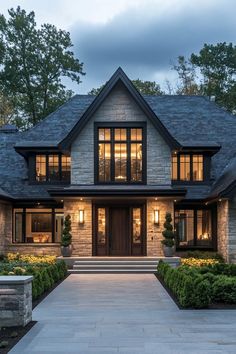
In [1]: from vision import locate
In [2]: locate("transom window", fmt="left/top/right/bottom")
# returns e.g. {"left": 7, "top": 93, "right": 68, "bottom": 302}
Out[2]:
{"left": 97, "top": 127, "right": 144, "bottom": 183}
{"left": 172, "top": 153, "right": 204, "bottom": 182}
{"left": 35, "top": 154, "right": 71, "bottom": 182}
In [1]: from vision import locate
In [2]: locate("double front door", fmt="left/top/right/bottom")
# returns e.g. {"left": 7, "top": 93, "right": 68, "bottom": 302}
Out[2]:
{"left": 94, "top": 205, "right": 146, "bottom": 256}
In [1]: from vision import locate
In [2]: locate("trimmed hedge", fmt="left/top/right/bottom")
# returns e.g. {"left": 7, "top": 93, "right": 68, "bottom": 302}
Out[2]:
{"left": 157, "top": 261, "right": 211, "bottom": 308}
{"left": 157, "top": 261, "right": 236, "bottom": 308}
{"left": 0, "top": 260, "right": 67, "bottom": 300}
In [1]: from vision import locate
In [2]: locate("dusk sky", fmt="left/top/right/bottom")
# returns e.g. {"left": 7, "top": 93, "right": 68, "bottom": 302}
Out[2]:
{"left": 1, "top": 0, "right": 236, "bottom": 94}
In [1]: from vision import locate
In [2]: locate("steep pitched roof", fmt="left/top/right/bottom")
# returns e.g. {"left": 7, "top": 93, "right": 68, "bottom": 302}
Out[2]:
{"left": 2, "top": 68, "right": 236, "bottom": 200}
{"left": 59, "top": 67, "right": 180, "bottom": 150}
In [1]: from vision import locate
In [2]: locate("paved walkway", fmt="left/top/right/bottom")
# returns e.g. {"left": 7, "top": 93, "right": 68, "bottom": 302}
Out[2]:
{"left": 10, "top": 274, "right": 236, "bottom": 354}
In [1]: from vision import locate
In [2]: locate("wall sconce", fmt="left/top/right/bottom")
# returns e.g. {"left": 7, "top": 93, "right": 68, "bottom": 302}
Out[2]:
{"left": 154, "top": 209, "right": 159, "bottom": 225}
{"left": 79, "top": 209, "right": 84, "bottom": 224}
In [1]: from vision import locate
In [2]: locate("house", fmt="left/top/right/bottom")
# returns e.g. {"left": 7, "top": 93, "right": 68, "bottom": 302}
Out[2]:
{"left": 0, "top": 67, "right": 236, "bottom": 262}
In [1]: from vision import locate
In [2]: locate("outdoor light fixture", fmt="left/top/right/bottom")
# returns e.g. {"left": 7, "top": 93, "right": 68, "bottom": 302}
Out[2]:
{"left": 79, "top": 209, "right": 84, "bottom": 224}
{"left": 154, "top": 209, "right": 159, "bottom": 225}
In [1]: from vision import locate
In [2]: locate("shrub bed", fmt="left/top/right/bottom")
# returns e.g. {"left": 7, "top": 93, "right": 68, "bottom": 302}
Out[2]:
{"left": 157, "top": 261, "right": 236, "bottom": 308}
{"left": 0, "top": 254, "right": 67, "bottom": 300}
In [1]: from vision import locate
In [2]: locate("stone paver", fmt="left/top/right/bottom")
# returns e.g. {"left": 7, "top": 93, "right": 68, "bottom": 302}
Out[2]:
{"left": 9, "top": 274, "right": 236, "bottom": 354}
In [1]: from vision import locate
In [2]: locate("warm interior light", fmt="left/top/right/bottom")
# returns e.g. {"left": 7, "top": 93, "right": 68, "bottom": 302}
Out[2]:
{"left": 79, "top": 209, "right": 84, "bottom": 224}
{"left": 154, "top": 209, "right": 159, "bottom": 225}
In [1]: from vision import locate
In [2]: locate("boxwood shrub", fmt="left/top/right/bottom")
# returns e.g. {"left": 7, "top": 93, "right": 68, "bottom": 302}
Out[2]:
{"left": 0, "top": 259, "right": 67, "bottom": 300}
{"left": 157, "top": 261, "right": 211, "bottom": 308}
{"left": 157, "top": 261, "right": 236, "bottom": 308}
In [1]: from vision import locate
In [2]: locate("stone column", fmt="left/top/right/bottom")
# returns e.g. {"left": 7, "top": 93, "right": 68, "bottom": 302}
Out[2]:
{"left": 0, "top": 276, "right": 33, "bottom": 327}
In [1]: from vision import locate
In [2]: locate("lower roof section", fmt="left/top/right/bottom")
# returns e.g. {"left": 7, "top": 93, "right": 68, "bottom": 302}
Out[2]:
{"left": 48, "top": 185, "right": 186, "bottom": 197}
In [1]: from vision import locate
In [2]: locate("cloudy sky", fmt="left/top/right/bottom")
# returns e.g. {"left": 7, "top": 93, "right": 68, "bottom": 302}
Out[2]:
{"left": 1, "top": 0, "right": 236, "bottom": 93}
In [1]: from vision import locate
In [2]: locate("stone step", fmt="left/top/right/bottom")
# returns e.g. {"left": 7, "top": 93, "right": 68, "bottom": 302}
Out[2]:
{"left": 73, "top": 264, "right": 156, "bottom": 269}
{"left": 68, "top": 269, "right": 156, "bottom": 274}
{"left": 73, "top": 260, "right": 158, "bottom": 266}
{"left": 71, "top": 257, "right": 160, "bottom": 262}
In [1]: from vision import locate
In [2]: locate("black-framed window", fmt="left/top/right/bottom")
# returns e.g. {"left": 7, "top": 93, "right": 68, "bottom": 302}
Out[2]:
{"left": 13, "top": 208, "right": 64, "bottom": 243}
{"left": 172, "top": 153, "right": 204, "bottom": 182}
{"left": 175, "top": 207, "right": 214, "bottom": 249}
{"left": 35, "top": 154, "right": 71, "bottom": 183}
{"left": 96, "top": 125, "right": 145, "bottom": 184}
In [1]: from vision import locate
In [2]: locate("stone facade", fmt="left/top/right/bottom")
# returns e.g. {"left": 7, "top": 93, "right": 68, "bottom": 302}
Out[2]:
{"left": 0, "top": 276, "right": 33, "bottom": 327}
{"left": 63, "top": 198, "right": 174, "bottom": 257}
{"left": 217, "top": 198, "right": 236, "bottom": 263}
{"left": 71, "top": 85, "right": 171, "bottom": 186}
{"left": 147, "top": 199, "right": 174, "bottom": 256}
{"left": 217, "top": 200, "right": 229, "bottom": 261}
{"left": 0, "top": 201, "right": 12, "bottom": 255}
{"left": 64, "top": 199, "right": 92, "bottom": 256}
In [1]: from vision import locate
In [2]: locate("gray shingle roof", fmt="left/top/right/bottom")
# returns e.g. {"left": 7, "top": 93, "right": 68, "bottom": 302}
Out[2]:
{"left": 1, "top": 94, "right": 236, "bottom": 200}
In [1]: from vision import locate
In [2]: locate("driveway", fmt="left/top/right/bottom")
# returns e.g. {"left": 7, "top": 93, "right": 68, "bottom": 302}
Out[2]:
{"left": 10, "top": 274, "right": 236, "bottom": 354}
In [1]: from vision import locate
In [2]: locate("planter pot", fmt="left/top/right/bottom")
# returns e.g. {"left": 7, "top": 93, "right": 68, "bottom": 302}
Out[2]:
{"left": 163, "top": 245, "right": 174, "bottom": 257}
{"left": 61, "top": 245, "right": 72, "bottom": 257}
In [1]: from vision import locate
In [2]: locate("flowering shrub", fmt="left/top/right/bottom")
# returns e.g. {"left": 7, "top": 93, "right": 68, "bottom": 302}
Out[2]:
{"left": 6, "top": 253, "right": 56, "bottom": 264}
{"left": 1, "top": 254, "right": 67, "bottom": 300}
{"left": 181, "top": 257, "right": 220, "bottom": 267}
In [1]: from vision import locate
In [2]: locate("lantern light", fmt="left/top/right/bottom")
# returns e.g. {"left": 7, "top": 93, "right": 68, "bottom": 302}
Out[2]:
{"left": 154, "top": 209, "right": 159, "bottom": 225}
{"left": 79, "top": 209, "right": 84, "bottom": 224}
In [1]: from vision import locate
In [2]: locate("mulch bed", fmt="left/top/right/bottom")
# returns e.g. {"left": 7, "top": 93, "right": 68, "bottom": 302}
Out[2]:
{"left": 155, "top": 272, "right": 236, "bottom": 310}
{"left": 0, "top": 274, "right": 68, "bottom": 353}
{"left": 0, "top": 322, "right": 36, "bottom": 354}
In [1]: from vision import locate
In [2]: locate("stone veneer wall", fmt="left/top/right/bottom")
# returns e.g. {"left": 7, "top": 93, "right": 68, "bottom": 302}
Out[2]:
{"left": 63, "top": 198, "right": 174, "bottom": 257}
{"left": 217, "top": 200, "right": 229, "bottom": 261}
{"left": 147, "top": 200, "right": 174, "bottom": 256}
{"left": 64, "top": 199, "right": 92, "bottom": 256}
{"left": 71, "top": 85, "right": 171, "bottom": 185}
{"left": 0, "top": 276, "right": 33, "bottom": 327}
{"left": 217, "top": 198, "right": 236, "bottom": 263}
{"left": 0, "top": 201, "right": 12, "bottom": 255}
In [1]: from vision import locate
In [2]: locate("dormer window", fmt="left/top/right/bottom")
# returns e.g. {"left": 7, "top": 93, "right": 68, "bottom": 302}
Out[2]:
{"left": 172, "top": 153, "right": 204, "bottom": 182}
{"left": 96, "top": 124, "right": 145, "bottom": 184}
{"left": 35, "top": 154, "right": 71, "bottom": 182}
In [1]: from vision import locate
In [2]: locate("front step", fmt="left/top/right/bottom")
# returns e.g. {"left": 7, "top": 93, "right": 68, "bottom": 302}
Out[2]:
{"left": 63, "top": 256, "right": 180, "bottom": 274}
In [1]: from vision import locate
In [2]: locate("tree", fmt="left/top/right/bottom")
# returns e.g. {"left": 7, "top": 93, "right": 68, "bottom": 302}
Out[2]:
{"left": 88, "top": 79, "right": 163, "bottom": 95}
{"left": 190, "top": 42, "right": 236, "bottom": 112}
{"left": 173, "top": 56, "right": 201, "bottom": 95}
{"left": 61, "top": 214, "right": 72, "bottom": 247}
{"left": 161, "top": 212, "right": 175, "bottom": 248}
{"left": 0, "top": 92, "right": 15, "bottom": 126}
{"left": 0, "top": 7, "right": 85, "bottom": 128}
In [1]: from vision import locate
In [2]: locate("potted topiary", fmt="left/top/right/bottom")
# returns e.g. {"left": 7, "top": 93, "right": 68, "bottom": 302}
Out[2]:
{"left": 61, "top": 214, "right": 72, "bottom": 257}
{"left": 161, "top": 212, "right": 175, "bottom": 257}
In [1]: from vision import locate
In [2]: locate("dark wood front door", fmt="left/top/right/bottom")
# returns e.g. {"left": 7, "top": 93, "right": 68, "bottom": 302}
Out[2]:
{"left": 110, "top": 208, "right": 129, "bottom": 256}
{"left": 94, "top": 204, "right": 146, "bottom": 256}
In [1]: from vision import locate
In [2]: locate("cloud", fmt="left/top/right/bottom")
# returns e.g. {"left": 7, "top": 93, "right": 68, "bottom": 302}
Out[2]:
{"left": 70, "top": 0, "right": 236, "bottom": 93}
{"left": 2, "top": 0, "right": 236, "bottom": 93}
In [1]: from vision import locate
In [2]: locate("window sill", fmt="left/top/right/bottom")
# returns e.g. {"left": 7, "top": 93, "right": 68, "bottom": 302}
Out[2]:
{"left": 9, "top": 243, "right": 61, "bottom": 247}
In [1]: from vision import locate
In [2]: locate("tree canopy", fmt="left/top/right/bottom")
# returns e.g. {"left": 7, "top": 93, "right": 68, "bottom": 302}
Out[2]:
{"left": 88, "top": 79, "right": 163, "bottom": 96}
{"left": 172, "top": 43, "right": 236, "bottom": 113}
{"left": 0, "top": 7, "right": 85, "bottom": 129}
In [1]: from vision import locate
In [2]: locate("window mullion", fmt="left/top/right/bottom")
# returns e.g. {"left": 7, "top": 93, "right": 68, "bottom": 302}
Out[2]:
{"left": 194, "top": 209, "right": 197, "bottom": 246}
{"left": 190, "top": 154, "right": 193, "bottom": 181}
{"left": 111, "top": 129, "right": 115, "bottom": 182}
{"left": 46, "top": 154, "right": 49, "bottom": 182}
{"left": 127, "top": 129, "right": 131, "bottom": 182}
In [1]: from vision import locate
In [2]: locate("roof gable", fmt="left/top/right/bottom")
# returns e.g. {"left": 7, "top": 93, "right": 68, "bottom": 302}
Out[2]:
{"left": 59, "top": 67, "right": 180, "bottom": 150}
